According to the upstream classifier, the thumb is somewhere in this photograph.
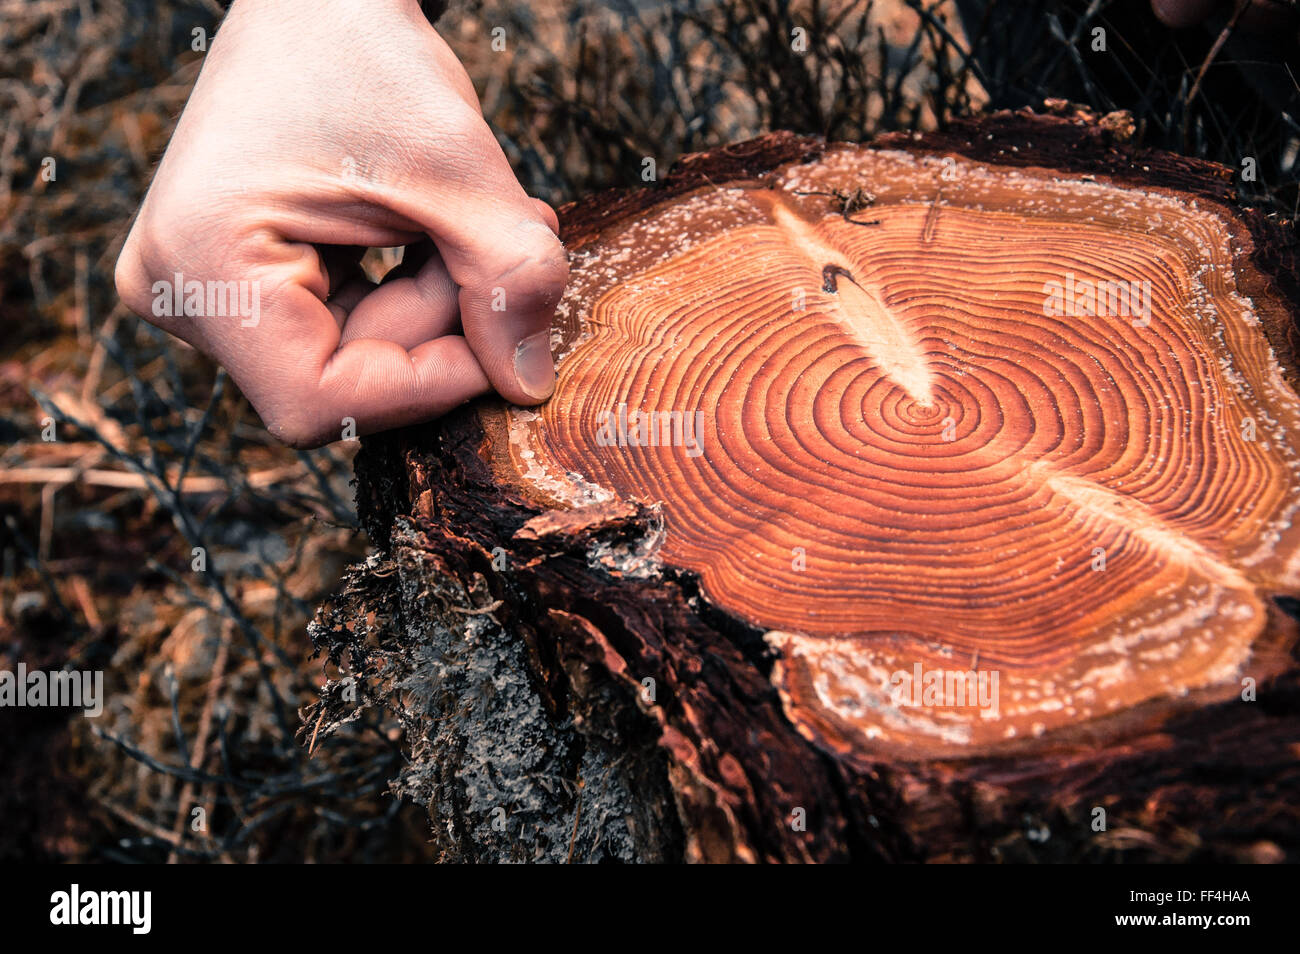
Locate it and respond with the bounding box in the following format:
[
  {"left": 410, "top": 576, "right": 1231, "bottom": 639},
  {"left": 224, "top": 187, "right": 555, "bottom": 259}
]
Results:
[{"left": 386, "top": 110, "right": 569, "bottom": 406}]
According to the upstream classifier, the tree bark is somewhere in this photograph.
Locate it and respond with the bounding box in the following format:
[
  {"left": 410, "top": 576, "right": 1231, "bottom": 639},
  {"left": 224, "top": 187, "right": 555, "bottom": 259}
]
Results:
[{"left": 308, "top": 107, "right": 1300, "bottom": 863}]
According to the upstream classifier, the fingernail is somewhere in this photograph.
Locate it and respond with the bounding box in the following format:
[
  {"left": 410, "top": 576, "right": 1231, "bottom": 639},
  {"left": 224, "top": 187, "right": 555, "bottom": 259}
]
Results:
[{"left": 514, "top": 332, "right": 555, "bottom": 401}]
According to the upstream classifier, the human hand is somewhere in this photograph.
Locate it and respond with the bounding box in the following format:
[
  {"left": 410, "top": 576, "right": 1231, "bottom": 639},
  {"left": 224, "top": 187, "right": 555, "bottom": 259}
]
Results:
[{"left": 115, "top": 0, "right": 567, "bottom": 447}]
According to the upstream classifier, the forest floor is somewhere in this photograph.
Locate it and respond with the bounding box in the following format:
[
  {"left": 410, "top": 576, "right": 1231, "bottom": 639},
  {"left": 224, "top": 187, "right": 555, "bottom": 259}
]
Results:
[{"left": 1, "top": 0, "right": 1293, "bottom": 861}]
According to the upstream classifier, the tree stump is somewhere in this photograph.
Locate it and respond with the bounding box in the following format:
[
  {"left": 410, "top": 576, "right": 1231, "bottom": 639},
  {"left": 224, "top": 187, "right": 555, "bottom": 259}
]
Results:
[{"left": 309, "top": 108, "right": 1300, "bottom": 863}]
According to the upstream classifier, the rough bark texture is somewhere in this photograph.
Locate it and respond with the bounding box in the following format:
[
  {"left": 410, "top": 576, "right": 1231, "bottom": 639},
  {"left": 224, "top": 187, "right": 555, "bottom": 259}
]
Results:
[{"left": 308, "top": 108, "right": 1300, "bottom": 863}]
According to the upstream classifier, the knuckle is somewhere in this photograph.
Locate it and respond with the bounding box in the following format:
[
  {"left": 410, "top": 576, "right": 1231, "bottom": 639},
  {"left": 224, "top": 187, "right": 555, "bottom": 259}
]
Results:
[
  {"left": 245, "top": 375, "right": 335, "bottom": 449},
  {"left": 406, "top": 103, "right": 493, "bottom": 182},
  {"left": 484, "top": 230, "right": 570, "bottom": 310},
  {"left": 253, "top": 389, "right": 333, "bottom": 449},
  {"left": 113, "top": 232, "right": 158, "bottom": 317},
  {"left": 263, "top": 412, "right": 329, "bottom": 450},
  {"left": 441, "top": 100, "right": 487, "bottom": 139}
]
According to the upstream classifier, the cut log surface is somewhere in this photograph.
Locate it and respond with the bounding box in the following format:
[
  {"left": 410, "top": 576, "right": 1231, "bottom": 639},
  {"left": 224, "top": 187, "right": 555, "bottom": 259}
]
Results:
[
  {"left": 320, "top": 110, "right": 1300, "bottom": 862},
  {"left": 518, "top": 139, "right": 1300, "bottom": 761}
]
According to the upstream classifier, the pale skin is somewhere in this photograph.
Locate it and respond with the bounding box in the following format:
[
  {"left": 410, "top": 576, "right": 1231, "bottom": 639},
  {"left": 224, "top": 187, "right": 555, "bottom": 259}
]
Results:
[
  {"left": 115, "top": 0, "right": 1280, "bottom": 449},
  {"left": 115, "top": 0, "right": 566, "bottom": 448}
]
